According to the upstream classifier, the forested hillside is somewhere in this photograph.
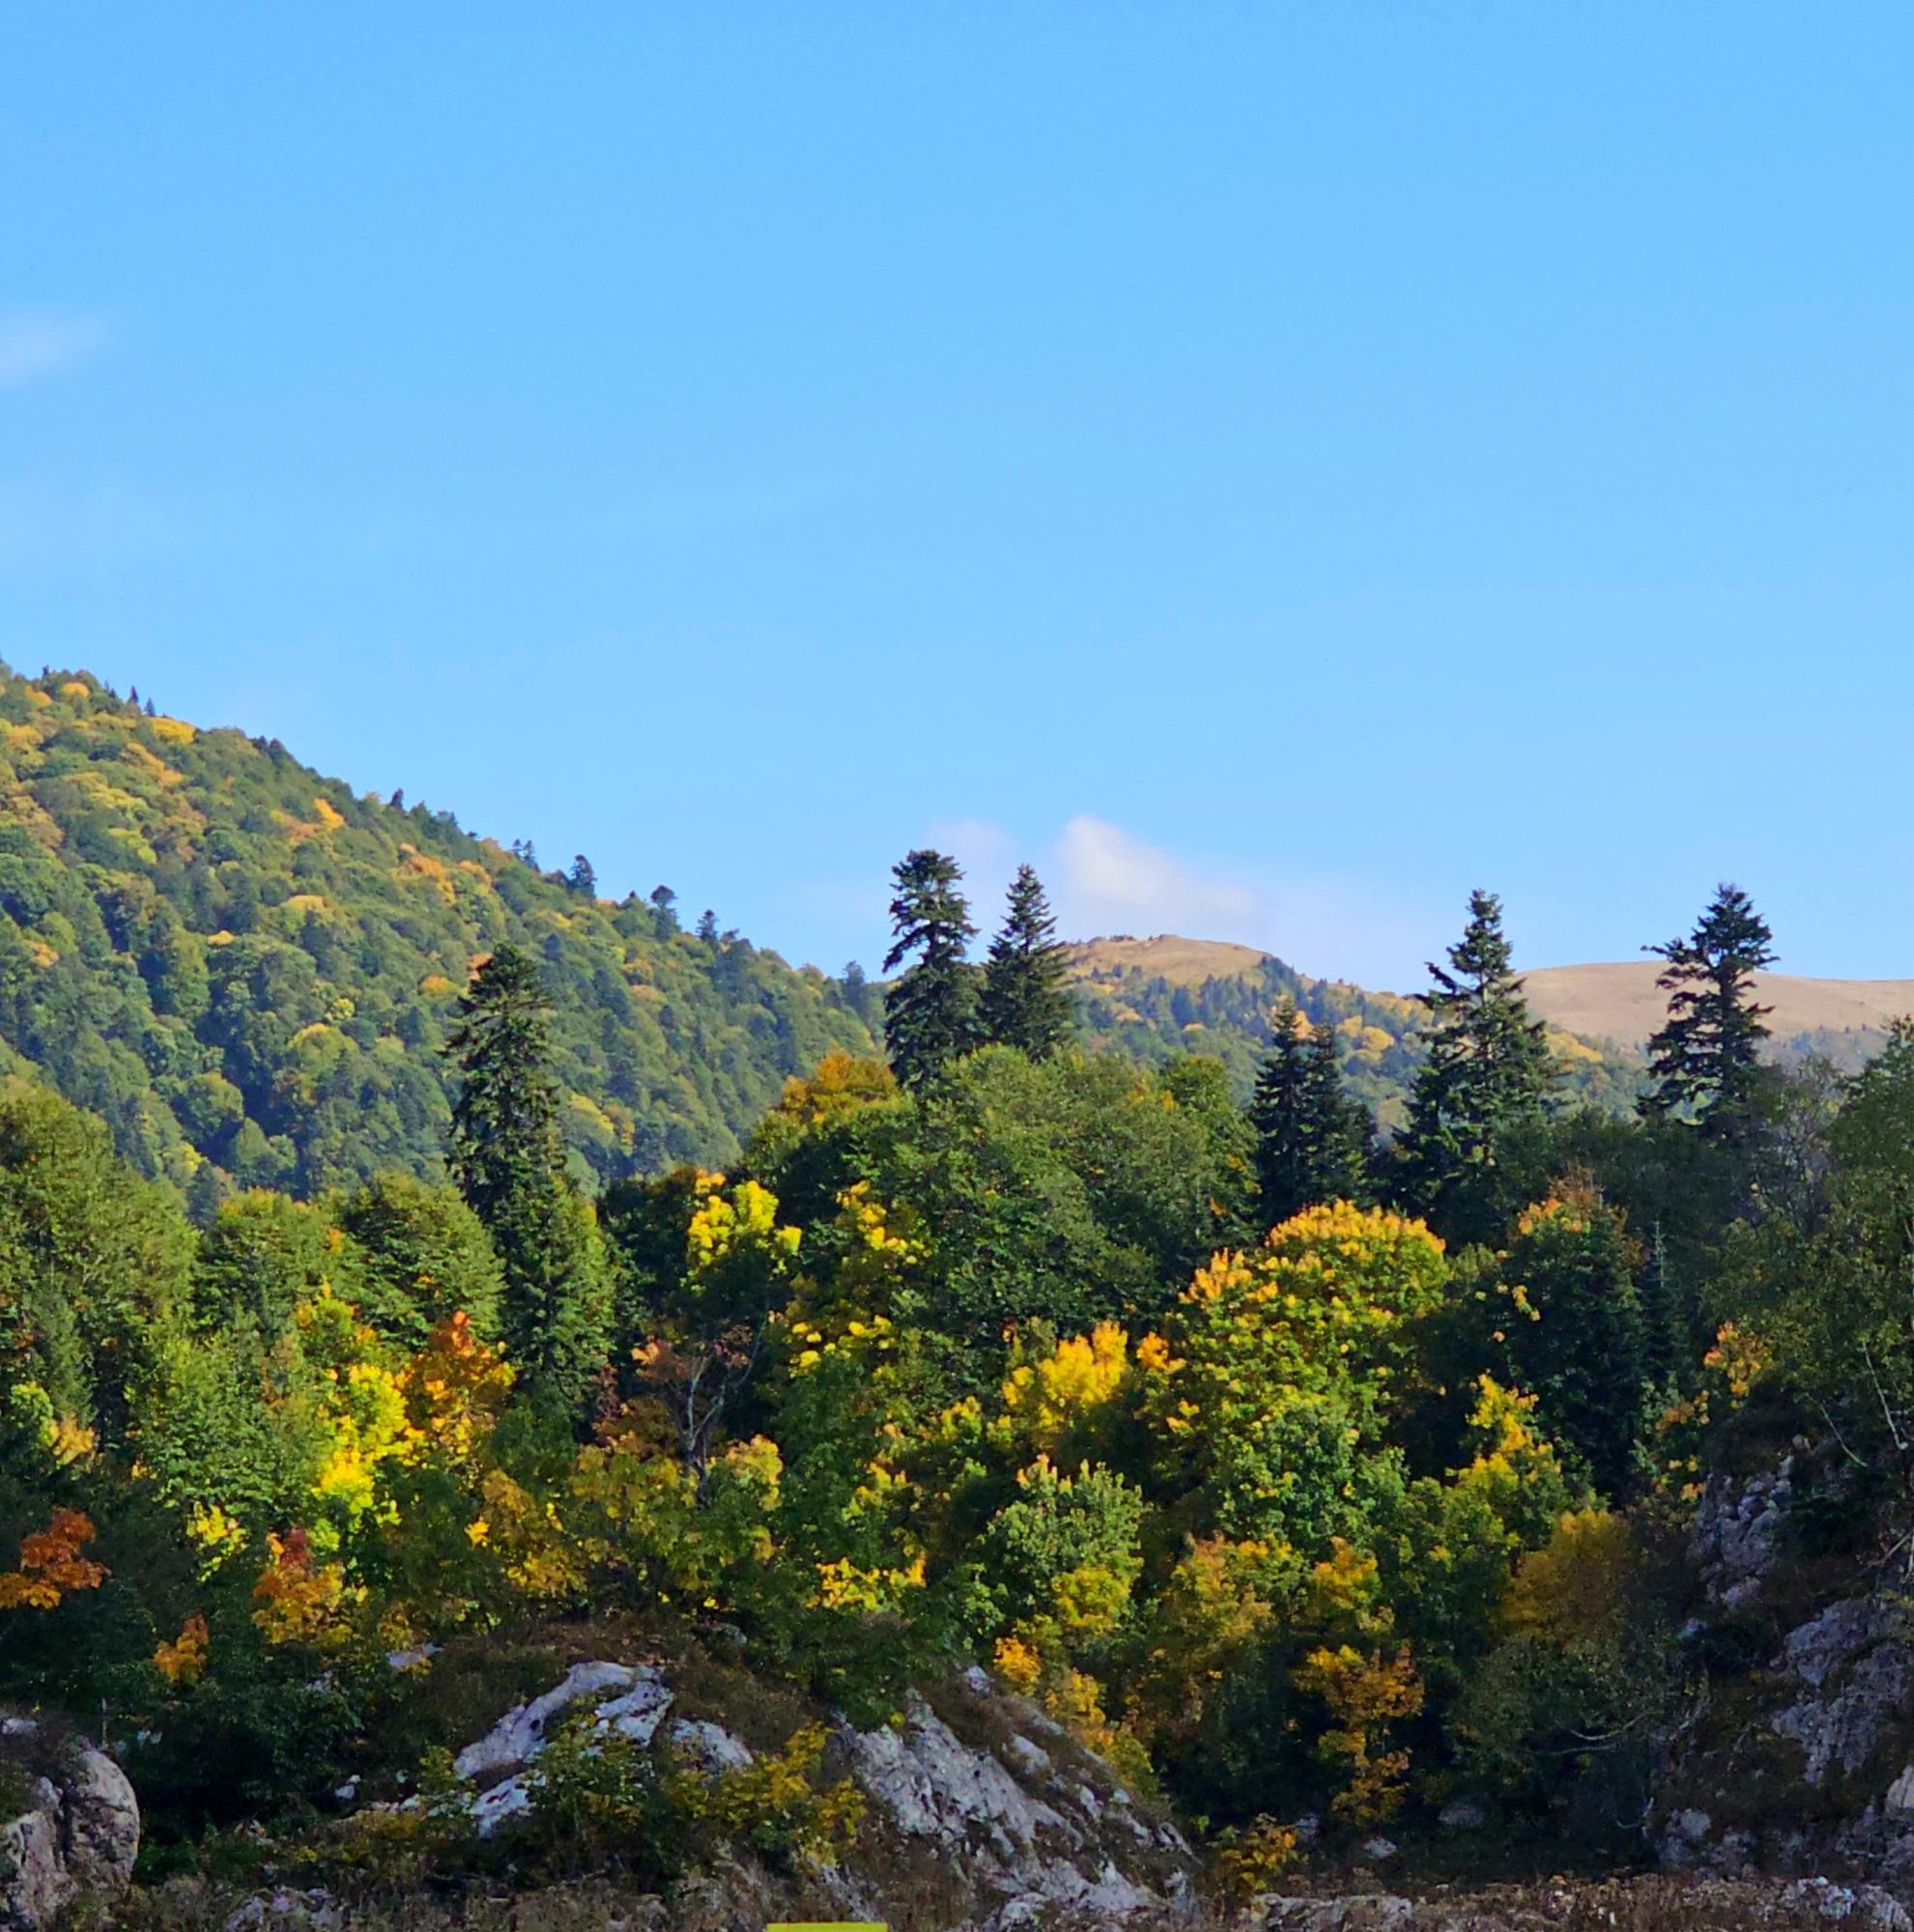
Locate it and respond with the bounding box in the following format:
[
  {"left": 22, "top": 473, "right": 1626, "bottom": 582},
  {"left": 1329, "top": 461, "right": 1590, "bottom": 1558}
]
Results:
[
  {"left": 1067, "top": 934, "right": 1639, "bottom": 1126},
  {"left": 0, "top": 666, "right": 878, "bottom": 1203}
]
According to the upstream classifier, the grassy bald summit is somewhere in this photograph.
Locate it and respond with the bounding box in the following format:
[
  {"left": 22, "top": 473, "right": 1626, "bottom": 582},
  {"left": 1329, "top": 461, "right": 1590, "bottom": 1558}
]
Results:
[
  {"left": 0, "top": 666, "right": 876, "bottom": 1202},
  {"left": 1069, "top": 935, "right": 1914, "bottom": 1120},
  {"left": 1066, "top": 932, "right": 1633, "bottom": 1125},
  {"left": 1522, "top": 959, "right": 1914, "bottom": 1060}
]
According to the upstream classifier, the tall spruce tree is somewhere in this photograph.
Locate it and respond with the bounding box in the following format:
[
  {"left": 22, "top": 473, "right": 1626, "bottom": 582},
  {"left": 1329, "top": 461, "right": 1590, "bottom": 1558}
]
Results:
[
  {"left": 882, "top": 849, "right": 979, "bottom": 1089},
  {"left": 979, "top": 865, "right": 1073, "bottom": 1058},
  {"left": 1304, "top": 1011, "right": 1373, "bottom": 1207},
  {"left": 1250, "top": 999, "right": 1311, "bottom": 1227},
  {"left": 445, "top": 945, "right": 609, "bottom": 1406},
  {"left": 1642, "top": 883, "right": 1777, "bottom": 1134},
  {"left": 1398, "top": 889, "right": 1557, "bottom": 1244},
  {"left": 1251, "top": 1000, "right": 1371, "bottom": 1228}
]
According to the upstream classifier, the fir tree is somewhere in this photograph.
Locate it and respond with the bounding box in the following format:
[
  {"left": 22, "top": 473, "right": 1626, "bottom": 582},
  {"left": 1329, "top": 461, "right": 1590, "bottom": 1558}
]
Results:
[
  {"left": 1398, "top": 889, "right": 1557, "bottom": 1244},
  {"left": 1304, "top": 1011, "right": 1373, "bottom": 1206},
  {"left": 1251, "top": 1000, "right": 1371, "bottom": 1228},
  {"left": 567, "top": 853, "right": 597, "bottom": 897},
  {"left": 882, "top": 848, "right": 978, "bottom": 1089},
  {"left": 445, "top": 945, "right": 608, "bottom": 1406},
  {"left": 841, "top": 958, "right": 876, "bottom": 1026},
  {"left": 1642, "top": 882, "right": 1777, "bottom": 1134},
  {"left": 1637, "top": 1219, "right": 1686, "bottom": 1393},
  {"left": 979, "top": 865, "right": 1073, "bottom": 1058},
  {"left": 1250, "top": 999, "right": 1311, "bottom": 1227}
]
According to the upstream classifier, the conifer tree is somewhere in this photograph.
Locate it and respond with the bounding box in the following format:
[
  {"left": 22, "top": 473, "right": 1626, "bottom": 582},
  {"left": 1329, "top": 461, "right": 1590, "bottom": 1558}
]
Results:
[
  {"left": 1642, "top": 883, "right": 1777, "bottom": 1134},
  {"left": 445, "top": 945, "right": 609, "bottom": 1406},
  {"left": 979, "top": 865, "right": 1073, "bottom": 1058},
  {"left": 1250, "top": 998, "right": 1311, "bottom": 1227},
  {"left": 882, "top": 849, "right": 978, "bottom": 1090},
  {"left": 1636, "top": 1219, "right": 1686, "bottom": 1393},
  {"left": 1252, "top": 1000, "right": 1371, "bottom": 1228},
  {"left": 1398, "top": 890, "right": 1557, "bottom": 1244},
  {"left": 1304, "top": 1010, "right": 1373, "bottom": 1207}
]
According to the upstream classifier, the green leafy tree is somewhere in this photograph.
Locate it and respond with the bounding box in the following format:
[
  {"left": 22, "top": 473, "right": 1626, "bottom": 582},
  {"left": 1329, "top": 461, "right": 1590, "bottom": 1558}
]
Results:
[
  {"left": 1398, "top": 891, "right": 1557, "bottom": 1245},
  {"left": 194, "top": 1190, "right": 355, "bottom": 1343},
  {"left": 882, "top": 850, "right": 978, "bottom": 1090},
  {"left": 1642, "top": 883, "right": 1777, "bottom": 1135},
  {"left": 979, "top": 866, "right": 1073, "bottom": 1059},
  {"left": 333, "top": 1171, "right": 504, "bottom": 1349},
  {"left": 0, "top": 1082, "right": 193, "bottom": 1448},
  {"left": 1251, "top": 1001, "right": 1370, "bottom": 1228},
  {"left": 1501, "top": 1183, "right": 1646, "bottom": 1497},
  {"left": 445, "top": 947, "right": 609, "bottom": 1406}
]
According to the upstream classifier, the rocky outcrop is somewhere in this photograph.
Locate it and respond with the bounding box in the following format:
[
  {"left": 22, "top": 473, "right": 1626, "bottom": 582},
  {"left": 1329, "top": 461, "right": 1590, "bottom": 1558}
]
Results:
[
  {"left": 443, "top": 1660, "right": 715, "bottom": 1835},
  {"left": 1690, "top": 1460, "right": 1797, "bottom": 1611},
  {"left": 834, "top": 1680, "right": 1193, "bottom": 1927},
  {"left": 1652, "top": 1442, "right": 1914, "bottom": 1898},
  {"left": 432, "top": 1662, "right": 1194, "bottom": 1927},
  {"left": 0, "top": 1719, "right": 139, "bottom": 1931}
]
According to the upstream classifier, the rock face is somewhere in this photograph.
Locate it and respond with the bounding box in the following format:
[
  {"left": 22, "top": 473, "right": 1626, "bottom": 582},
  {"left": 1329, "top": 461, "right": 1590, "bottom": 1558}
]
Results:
[
  {"left": 437, "top": 1662, "right": 1194, "bottom": 1926},
  {"left": 447, "top": 1661, "right": 689, "bottom": 1835},
  {"left": 0, "top": 1721, "right": 139, "bottom": 1931},
  {"left": 834, "top": 1682, "right": 1193, "bottom": 1927},
  {"left": 1654, "top": 1451, "right": 1914, "bottom": 1897},
  {"left": 1772, "top": 1601, "right": 1912, "bottom": 1790},
  {"left": 1690, "top": 1462, "right": 1795, "bottom": 1610}
]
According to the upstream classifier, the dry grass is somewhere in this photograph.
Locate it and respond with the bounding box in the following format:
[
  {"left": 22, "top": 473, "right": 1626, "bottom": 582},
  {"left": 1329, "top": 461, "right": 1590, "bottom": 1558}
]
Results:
[
  {"left": 1066, "top": 935, "right": 1281, "bottom": 988},
  {"left": 1068, "top": 932, "right": 1914, "bottom": 1056},
  {"left": 1521, "top": 962, "right": 1914, "bottom": 1050}
]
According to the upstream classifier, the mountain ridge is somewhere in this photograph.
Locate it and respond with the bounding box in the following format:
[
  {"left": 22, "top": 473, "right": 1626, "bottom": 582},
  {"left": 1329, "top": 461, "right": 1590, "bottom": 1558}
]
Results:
[
  {"left": 0, "top": 664, "right": 879, "bottom": 1202},
  {"left": 1071, "top": 932, "right": 1914, "bottom": 1050}
]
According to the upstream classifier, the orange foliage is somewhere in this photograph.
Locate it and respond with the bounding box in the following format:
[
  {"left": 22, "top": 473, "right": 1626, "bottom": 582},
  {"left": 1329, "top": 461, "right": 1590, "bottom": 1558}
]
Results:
[
  {"left": 0, "top": 1509, "right": 107, "bottom": 1610},
  {"left": 155, "top": 1612, "right": 210, "bottom": 1686},
  {"left": 251, "top": 1528, "right": 357, "bottom": 1649}
]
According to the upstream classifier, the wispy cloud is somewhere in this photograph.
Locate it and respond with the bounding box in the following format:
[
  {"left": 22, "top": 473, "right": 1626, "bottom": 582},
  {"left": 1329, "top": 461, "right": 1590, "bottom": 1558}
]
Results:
[
  {"left": 0, "top": 312, "right": 107, "bottom": 390},
  {"left": 908, "top": 812, "right": 1451, "bottom": 989},
  {"left": 1052, "top": 815, "right": 1263, "bottom": 944}
]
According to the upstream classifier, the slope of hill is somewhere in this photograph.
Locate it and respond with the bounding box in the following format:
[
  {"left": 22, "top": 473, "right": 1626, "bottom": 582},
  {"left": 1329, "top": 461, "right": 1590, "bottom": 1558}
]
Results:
[
  {"left": 1522, "top": 959, "right": 1914, "bottom": 1063},
  {"left": 0, "top": 666, "right": 878, "bottom": 1202},
  {"left": 1066, "top": 934, "right": 1638, "bottom": 1126}
]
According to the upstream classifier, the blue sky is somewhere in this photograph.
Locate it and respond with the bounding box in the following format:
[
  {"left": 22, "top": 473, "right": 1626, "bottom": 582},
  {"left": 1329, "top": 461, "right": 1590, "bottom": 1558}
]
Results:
[{"left": 6, "top": 6, "right": 1914, "bottom": 989}]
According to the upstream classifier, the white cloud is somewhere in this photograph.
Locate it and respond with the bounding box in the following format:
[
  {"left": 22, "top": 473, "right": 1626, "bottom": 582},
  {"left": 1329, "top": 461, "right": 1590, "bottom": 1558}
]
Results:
[
  {"left": 1051, "top": 815, "right": 1263, "bottom": 944},
  {"left": 898, "top": 811, "right": 1452, "bottom": 989},
  {"left": 0, "top": 312, "right": 106, "bottom": 390}
]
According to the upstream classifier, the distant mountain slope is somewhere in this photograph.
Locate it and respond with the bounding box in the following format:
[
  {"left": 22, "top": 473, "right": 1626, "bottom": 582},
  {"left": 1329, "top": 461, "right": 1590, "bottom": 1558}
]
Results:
[
  {"left": 0, "top": 666, "right": 878, "bottom": 1202},
  {"left": 1066, "top": 934, "right": 1638, "bottom": 1127},
  {"left": 1522, "top": 960, "right": 1914, "bottom": 1062}
]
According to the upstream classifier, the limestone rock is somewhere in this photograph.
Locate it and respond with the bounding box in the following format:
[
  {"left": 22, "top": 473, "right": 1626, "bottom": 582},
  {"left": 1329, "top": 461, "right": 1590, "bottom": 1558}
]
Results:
[
  {"left": 0, "top": 1725, "right": 139, "bottom": 1932},
  {"left": 838, "top": 1687, "right": 1192, "bottom": 1925},
  {"left": 1773, "top": 1604, "right": 1911, "bottom": 1788},
  {"left": 223, "top": 1889, "right": 348, "bottom": 1931},
  {"left": 1690, "top": 1464, "right": 1794, "bottom": 1605},
  {"left": 668, "top": 1719, "right": 753, "bottom": 1776},
  {"left": 452, "top": 1660, "right": 654, "bottom": 1781}
]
